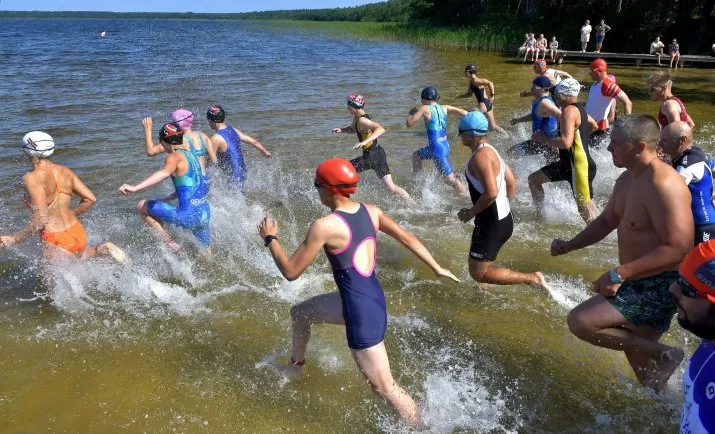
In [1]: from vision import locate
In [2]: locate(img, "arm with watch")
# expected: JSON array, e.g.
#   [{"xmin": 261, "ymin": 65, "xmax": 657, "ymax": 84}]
[{"xmin": 258, "ymin": 214, "xmax": 328, "ymax": 282}]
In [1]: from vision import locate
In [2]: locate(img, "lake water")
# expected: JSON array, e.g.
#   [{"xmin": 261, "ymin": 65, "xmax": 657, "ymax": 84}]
[{"xmin": 0, "ymin": 18, "xmax": 713, "ymax": 432}]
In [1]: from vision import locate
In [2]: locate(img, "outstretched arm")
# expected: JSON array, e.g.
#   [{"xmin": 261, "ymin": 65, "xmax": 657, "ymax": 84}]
[
  {"xmin": 237, "ymin": 129, "xmax": 271, "ymax": 158},
  {"xmin": 376, "ymin": 209, "xmax": 459, "ymax": 282},
  {"xmin": 119, "ymin": 154, "xmax": 178, "ymax": 194},
  {"xmin": 443, "ymin": 105, "xmax": 468, "ymax": 117},
  {"xmin": 258, "ymin": 215, "xmax": 326, "ymax": 281},
  {"xmin": 142, "ymin": 117, "xmax": 165, "ymax": 157}
]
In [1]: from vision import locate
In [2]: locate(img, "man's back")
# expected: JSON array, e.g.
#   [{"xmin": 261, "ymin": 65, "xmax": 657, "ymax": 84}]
[{"xmin": 613, "ymin": 161, "xmax": 693, "ymax": 272}]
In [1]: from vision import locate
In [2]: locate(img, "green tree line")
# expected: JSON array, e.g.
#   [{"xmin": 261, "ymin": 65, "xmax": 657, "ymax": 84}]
[{"xmin": 2, "ymin": 0, "xmax": 712, "ymax": 53}]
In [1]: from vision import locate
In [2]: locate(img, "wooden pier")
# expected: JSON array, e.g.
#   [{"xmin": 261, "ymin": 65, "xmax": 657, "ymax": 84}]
[{"xmin": 551, "ymin": 50, "xmax": 715, "ymax": 67}]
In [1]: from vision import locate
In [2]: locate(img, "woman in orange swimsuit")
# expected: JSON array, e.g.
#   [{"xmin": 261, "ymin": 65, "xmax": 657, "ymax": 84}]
[{"xmin": 0, "ymin": 131, "xmax": 126, "ymax": 262}]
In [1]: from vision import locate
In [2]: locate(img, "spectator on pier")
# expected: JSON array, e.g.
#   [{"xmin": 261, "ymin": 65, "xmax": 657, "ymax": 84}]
[
  {"xmin": 523, "ymin": 33, "xmax": 537, "ymax": 63},
  {"xmin": 518, "ymin": 33, "xmax": 529, "ymax": 56},
  {"xmin": 549, "ymin": 36, "xmax": 559, "ymax": 62},
  {"xmin": 669, "ymin": 39, "xmax": 681, "ymax": 69},
  {"xmin": 580, "ymin": 20, "xmax": 592, "ymax": 52},
  {"xmin": 594, "ymin": 20, "xmax": 611, "ymax": 53},
  {"xmin": 535, "ymin": 34, "xmax": 548, "ymax": 60},
  {"xmin": 650, "ymin": 37, "xmax": 665, "ymax": 66}
]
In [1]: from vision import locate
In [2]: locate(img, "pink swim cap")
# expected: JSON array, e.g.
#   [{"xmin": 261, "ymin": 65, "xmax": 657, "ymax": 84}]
[{"xmin": 170, "ymin": 109, "xmax": 194, "ymax": 129}]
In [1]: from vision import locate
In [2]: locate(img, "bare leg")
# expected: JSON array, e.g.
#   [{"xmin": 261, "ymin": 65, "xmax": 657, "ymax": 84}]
[
  {"xmin": 482, "ymin": 105, "xmax": 509, "ymax": 136},
  {"xmin": 82, "ymin": 242, "xmax": 129, "ymax": 264},
  {"xmin": 670, "ymin": 55, "xmax": 674, "ymax": 68},
  {"xmin": 567, "ymin": 295, "xmax": 683, "ymax": 390},
  {"xmin": 412, "ymin": 151, "xmax": 423, "ymax": 174},
  {"xmin": 352, "ymin": 342, "xmax": 424, "ymax": 429},
  {"xmin": 444, "ymin": 173, "xmax": 468, "ymax": 197},
  {"xmin": 528, "ymin": 170, "xmax": 550, "ymax": 218},
  {"xmin": 657, "ymin": 52, "xmax": 662, "ymax": 66},
  {"xmin": 577, "ymin": 200, "xmax": 599, "ymax": 225},
  {"xmin": 523, "ymin": 49, "xmax": 529, "ymax": 63},
  {"xmin": 284, "ymin": 292, "xmax": 345, "ymax": 376},
  {"xmin": 380, "ymin": 174, "xmax": 413, "ymax": 202},
  {"xmin": 469, "ymin": 258, "xmax": 547, "ymax": 290}
]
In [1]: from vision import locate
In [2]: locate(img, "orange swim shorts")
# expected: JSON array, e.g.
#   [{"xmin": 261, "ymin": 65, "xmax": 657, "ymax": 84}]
[{"xmin": 40, "ymin": 221, "xmax": 87, "ymax": 254}]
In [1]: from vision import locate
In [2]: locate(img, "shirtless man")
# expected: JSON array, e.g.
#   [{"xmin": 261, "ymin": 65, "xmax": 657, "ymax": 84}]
[
  {"xmin": 535, "ymin": 34, "xmax": 548, "ymax": 59},
  {"xmin": 332, "ymin": 93, "xmax": 411, "ymax": 201},
  {"xmin": 407, "ymin": 86, "xmax": 468, "ymax": 196},
  {"xmin": 519, "ymin": 60, "xmax": 572, "ymax": 96},
  {"xmin": 205, "ymin": 105, "xmax": 272, "ymax": 187},
  {"xmin": 0, "ymin": 131, "xmax": 126, "ymax": 262},
  {"xmin": 552, "ymin": 114, "xmax": 694, "ymax": 391},
  {"xmin": 529, "ymin": 78, "xmax": 599, "ymax": 224},
  {"xmin": 258, "ymin": 158, "xmax": 458, "ymax": 428},
  {"xmin": 659, "ymin": 121, "xmax": 715, "ymax": 244}
]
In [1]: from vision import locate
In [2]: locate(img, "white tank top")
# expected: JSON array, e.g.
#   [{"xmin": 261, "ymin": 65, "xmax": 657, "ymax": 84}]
[{"xmin": 465, "ymin": 143, "xmax": 511, "ymax": 220}]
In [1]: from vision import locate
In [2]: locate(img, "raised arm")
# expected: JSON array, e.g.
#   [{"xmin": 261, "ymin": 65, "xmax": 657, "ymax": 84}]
[
  {"xmin": 614, "ymin": 176, "xmax": 694, "ymax": 280},
  {"xmin": 237, "ymin": 128, "xmax": 271, "ymax": 158},
  {"xmin": 443, "ymin": 104, "xmax": 468, "ymax": 117},
  {"xmin": 376, "ymin": 208, "xmax": 459, "ymax": 282},
  {"xmin": 142, "ymin": 117, "xmax": 165, "ymax": 157},
  {"xmin": 259, "ymin": 215, "xmax": 327, "ymax": 281},
  {"xmin": 554, "ymin": 69, "xmax": 572, "ymax": 79}
]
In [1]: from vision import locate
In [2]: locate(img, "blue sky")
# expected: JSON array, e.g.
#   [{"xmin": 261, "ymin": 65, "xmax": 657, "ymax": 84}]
[{"xmin": 0, "ymin": 0, "xmax": 384, "ymax": 13}]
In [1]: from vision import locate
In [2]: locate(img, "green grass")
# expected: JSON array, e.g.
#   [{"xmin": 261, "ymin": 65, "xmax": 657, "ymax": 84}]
[{"xmin": 261, "ymin": 20, "xmax": 521, "ymax": 52}]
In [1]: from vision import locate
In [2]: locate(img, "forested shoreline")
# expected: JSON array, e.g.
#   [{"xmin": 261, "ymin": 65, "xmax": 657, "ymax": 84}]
[{"xmin": 1, "ymin": 0, "xmax": 712, "ymax": 53}]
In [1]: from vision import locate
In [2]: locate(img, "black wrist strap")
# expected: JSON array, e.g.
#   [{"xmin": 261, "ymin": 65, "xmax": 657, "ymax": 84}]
[{"xmin": 264, "ymin": 235, "xmax": 278, "ymax": 247}]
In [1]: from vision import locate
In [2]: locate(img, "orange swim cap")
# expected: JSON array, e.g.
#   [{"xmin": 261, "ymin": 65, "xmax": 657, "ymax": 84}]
[
  {"xmin": 315, "ymin": 158, "xmax": 359, "ymax": 197},
  {"xmin": 679, "ymin": 240, "xmax": 715, "ymax": 303},
  {"xmin": 533, "ymin": 59, "xmax": 547, "ymax": 73},
  {"xmin": 590, "ymin": 58, "xmax": 607, "ymax": 72}
]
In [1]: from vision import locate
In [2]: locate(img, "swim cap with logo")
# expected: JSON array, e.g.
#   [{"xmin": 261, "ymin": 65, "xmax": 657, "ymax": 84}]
[
  {"xmin": 533, "ymin": 59, "xmax": 548, "ymax": 73},
  {"xmin": 465, "ymin": 64, "xmax": 477, "ymax": 74},
  {"xmin": 347, "ymin": 93, "xmax": 365, "ymax": 109},
  {"xmin": 679, "ymin": 240, "xmax": 715, "ymax": 303},
  {"xmin": 206, "ymin": 105, "xmax": 226, "ymax": 123},
  {"xmin": 533, "ymin": 75, "xmax": 552, "ymax": 89},
  {"xmin": 315, "ymin": 158, "xmax": 359, "ymax": 197},
  {"xmin": 590, "ymin": 58, "xmax": 608, "ymax": 72},
  {"xmin": 170, "ymin": 109, "xmax": 194, "ymax": 129},
  {"xmin": 420, "ymin": 86, "xmax": 439, "ymax": 101},
  {"xmin": 458, "ymin": 111, "xmax": 489, "ymax": 136},
  {"xmin": 554, "ymin": 78, "xmax": 581, "ymax": 97},
  {"xmin": 159, "ymin": 122, "xmax": 184, "ymax": 145},
  {"xmin": 22, "ymin": 131, "xmax": 55, "ymax": 158}
]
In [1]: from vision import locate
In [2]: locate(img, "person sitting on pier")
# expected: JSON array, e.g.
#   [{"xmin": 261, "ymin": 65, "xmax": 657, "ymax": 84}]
[
  {"xmin": 669, "ymin": 39, "xmax": 681, "ymax": 69},
  {"xmin": 549, "ymin": 36, "xmax": 559, "ymax": 62},
  {"xmin": 518, "ymin": 33, "xmax": 529, "ymax": 56},
  {"xmin": 523, "ymin": 33, "xmax": 537, "ymax": 63},
  {"xmin": 650, "ymin": 37, "xmax": 665, "ymax": 66},
  {"xmin": 535, "ymin": 34, "xmax": 548, "ymax": 60}
]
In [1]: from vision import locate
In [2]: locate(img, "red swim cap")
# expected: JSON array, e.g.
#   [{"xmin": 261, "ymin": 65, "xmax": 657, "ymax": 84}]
[
  {"xmin": 315, "ymin": 158, "xmax": 359, "ymax": 197},
  {"xmin": 679, "ymin": 240, "xmax": 715, "ymax": 303},
  {"xmin": 533, "ymin": 59, "xmax": 547, "ymax": 73},
  {"xmin": 590, "ymin": 58, "xmax": 607, "ymax": 72},
  {"xmin": 347, "ymin": 93, "xmax": 365, "ymax": 108}
]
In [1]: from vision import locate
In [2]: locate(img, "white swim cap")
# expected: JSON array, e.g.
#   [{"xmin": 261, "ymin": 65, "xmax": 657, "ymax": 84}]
[
  {"xmin": 554, "ymin": 78, "xmax": 581, "ymax": 97},
  {"xmin": 22, "ymin": 131, "xmax": 55, "ymax": 158}
]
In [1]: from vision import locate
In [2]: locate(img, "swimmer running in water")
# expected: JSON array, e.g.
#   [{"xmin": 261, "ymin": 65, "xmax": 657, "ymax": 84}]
[
  {"xmin": 258, "ymin": 158, "xmax": 459, "ymax": 428},
  {"xmin": 143, "ymin": 110, "xmax": 216, "ymax": 194},
  {"xmin": 332, "ymin": 93, "xmax": 412, "ymax": 201},
  {"xmin": 206, "ymin": 105, "xmax": 272, "ymax": 187},
  {"xmin": 457, "ymin": 65, "xmax": 509, "ymax": 136},
  {"xmin": 407, "ymin": 86, "xmax": 469, "ymax": 197},
  {"xmin": 120, "ymin": 123, "xmax": 211, "ymax": 254},
  {"xmin": 509, "ymin": 75, "xmax": 561, "ymax": 157},
  {"xmin": 0, "ymin": 132, "xmax": 127, "ymax": 263},
  {"xmin": 457, "ymin": 112, "xmax": 549, "ymax": 290}
]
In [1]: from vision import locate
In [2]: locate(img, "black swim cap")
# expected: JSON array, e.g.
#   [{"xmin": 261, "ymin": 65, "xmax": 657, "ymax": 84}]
[
  {"xmin": 421, "ymin": 86, "xmax": 439, "ymax": 101},
  {"xmin": 465, "ymin": 64, "xmax": 477, "ymax": 74},
  {"xmin": 159, "ymin": 122, "xmax": 184, "ymax": 145},
  {"xmin": 206, "ymin": 105, "xmax": 226, "ymax": 123}
]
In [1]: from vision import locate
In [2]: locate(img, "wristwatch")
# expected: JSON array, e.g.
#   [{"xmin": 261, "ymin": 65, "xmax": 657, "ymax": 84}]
[
  {"xmin": 264, "ymin": 235, "xmax": 278, "ymax": 247},
  {"xmin": 609, "ymin": 268, "xmax": 623, "ymax": 284}
]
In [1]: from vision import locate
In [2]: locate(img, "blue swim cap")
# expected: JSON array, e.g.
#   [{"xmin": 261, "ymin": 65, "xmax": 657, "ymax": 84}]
[
  {"xmin": 420, "ymin": 86, "xmax": 439, "ymax": 101},
  {"xmin": 458, "ymin": 111, "xmax": 489, "ymax": 136},
  {"xmin": 533, "ymin": 75, "xmax": 552, "ymax": 89}
]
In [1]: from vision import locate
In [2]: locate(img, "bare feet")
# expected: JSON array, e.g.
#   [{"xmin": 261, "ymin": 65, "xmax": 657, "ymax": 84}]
[
  {"xmin": 644, "ymin": 347, "xmax": 685, "ymax": 391},
  {"xmin": 532, "ymin": 272, "xmax": 550, "ymax": 294},
  {"xmin": 102, "ymin": 242, "xmax": 129, "ymax": 264},
  {"xmin": 166, "ymin": 238, "xmax": 182, "ymax": 253},
  {"xmin": 277, "ymin": 361, "xmax": 304, "ymax": 379}
]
